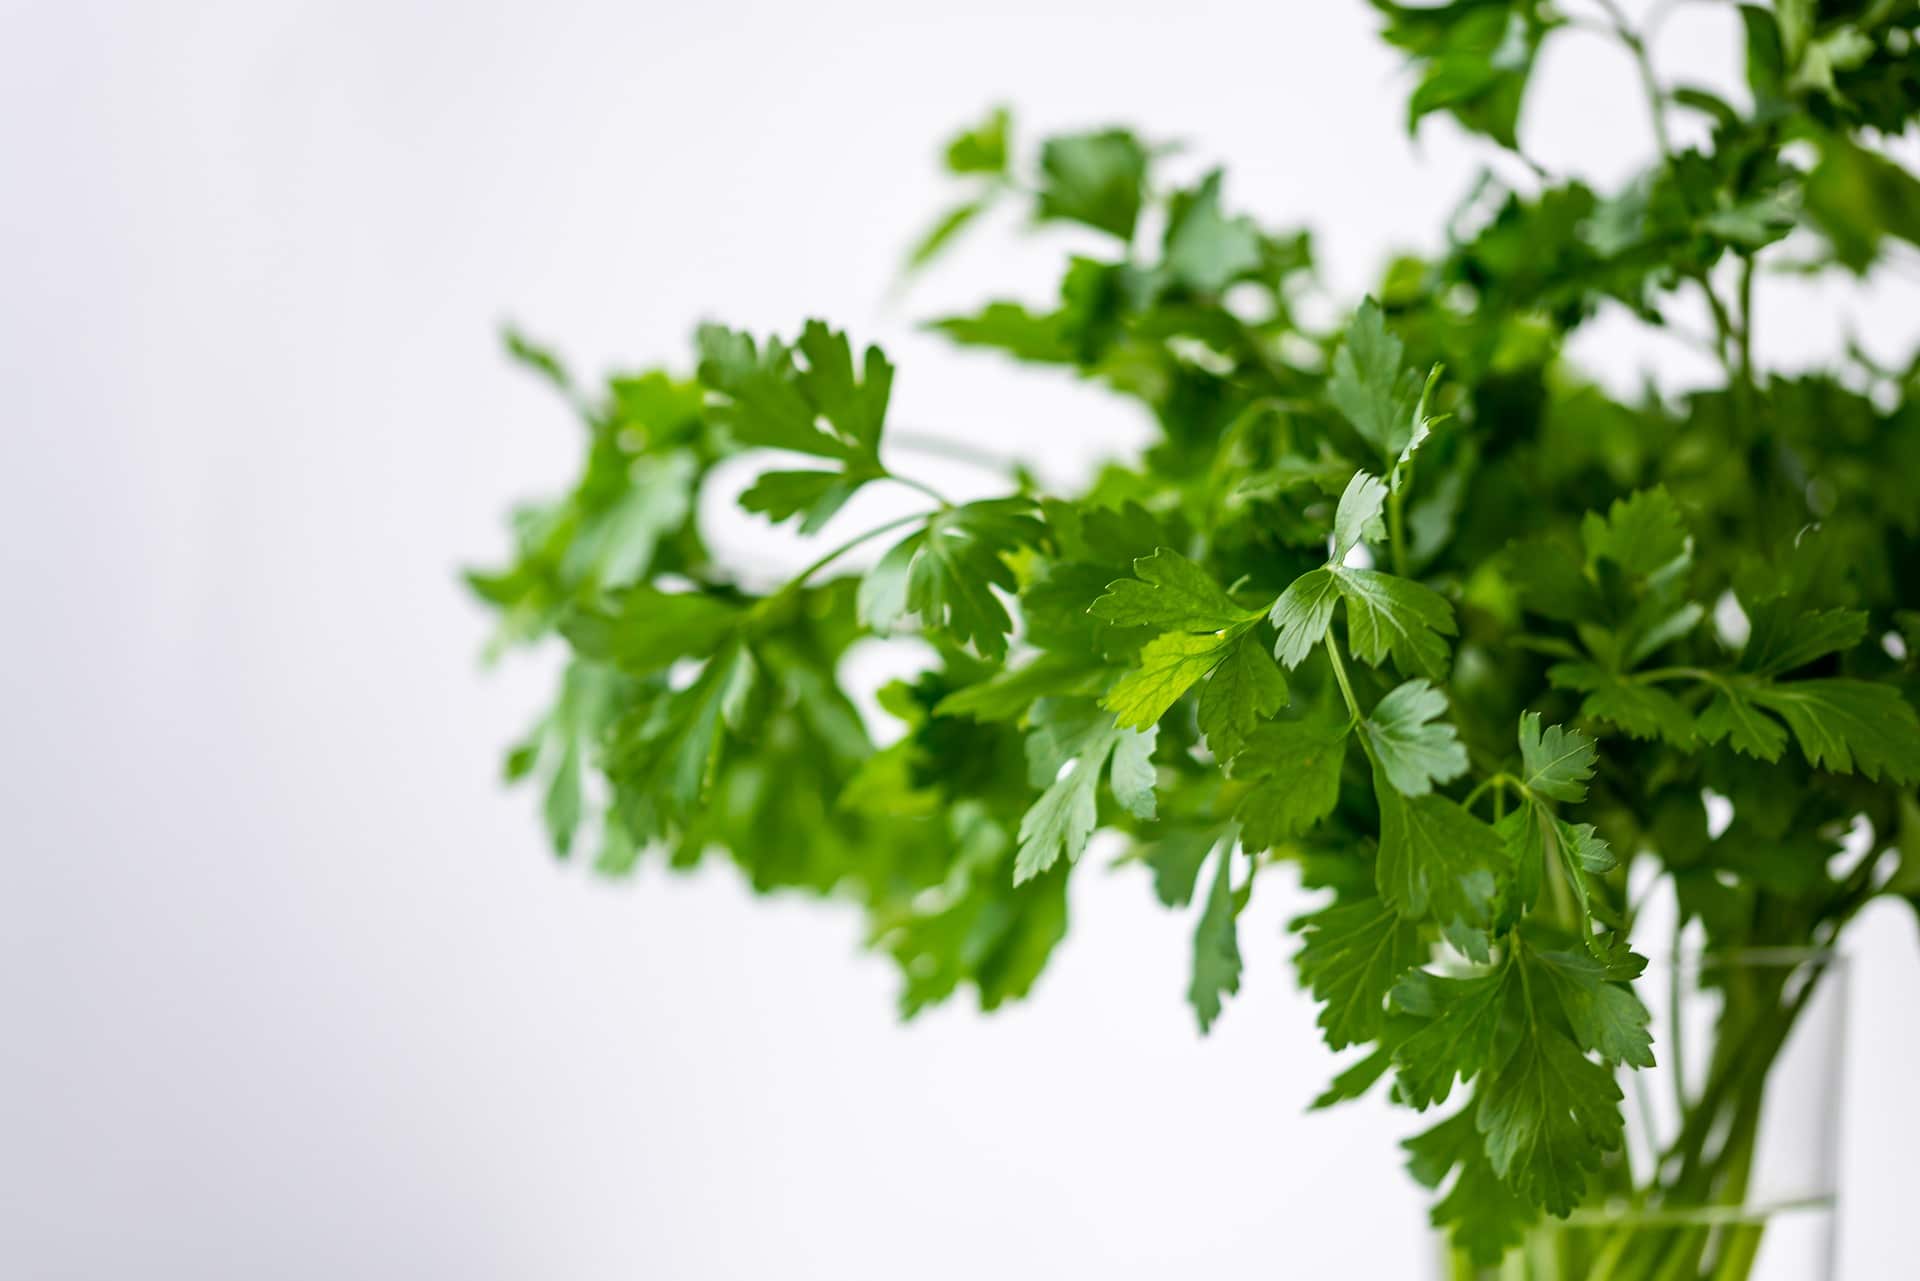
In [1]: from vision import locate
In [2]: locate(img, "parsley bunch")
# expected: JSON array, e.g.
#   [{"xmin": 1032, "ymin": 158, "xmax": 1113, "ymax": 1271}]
[{"xmin": 472, "ymin": 3, "xmax": 1920, "ymax": 1273}]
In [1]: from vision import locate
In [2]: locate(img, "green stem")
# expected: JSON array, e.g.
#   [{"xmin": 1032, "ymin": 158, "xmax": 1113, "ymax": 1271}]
[
  {"xmin": 1669, "ymin": 917, "xmax": 1688, "ymax": 1134},
  {"xmin": 886, "ymin": 430, "xmax": 1024, "ymax": 479},
  {"xmin": 1735, "ymin": 257, "xmax": 1756, "ymax": 390},
  {"xmin": 1631, "ymin": 666, "xmax": 1721, "ymax": 686},
  {"xmin": 1593, "ymin": 0, "xmax": 1672, "ymax": 162},
  {"xmin": 885, "ymin": 471, "xmax": 955, "ymax": 508},
  {"xmin": 1694, "ymin": 272, "xmax": 1739, "ymax": 370},
  {"xmin": 1324, "ymin": 635, "xmax": 1364, "ymax": 734},
  {"xmin": 765, "ymin": 510, "xmax": 930, "ymax": 603},
  {"xmin": 1463, "ymin": 773, "xmax": 1517, "ymax": 813},
  {"xmin": 1388, "ymin": 473, "xmax": 1411, "ymax": 578}
]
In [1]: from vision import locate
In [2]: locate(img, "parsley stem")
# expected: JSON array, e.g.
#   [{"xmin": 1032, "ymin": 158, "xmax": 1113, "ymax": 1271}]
[
  {"xmin": 884, "ymin": 471, "xmax": 956, "ymax": 508},
  {"xmin": 1387, "ymin": 473, "xmax": 1410, "ymax": 579},
  {"xmin": 1323, "ymin": 635, "xmax": 1365, "ymax": 735},
  {"xmin": 1593, "ymin": 0, "xmax": 1672, "ymax": 162},
  {"xmin": 1669, "ymin": 915, "xmax": 1688, "ymax": 1136},
  {"xmin": 772, "ymin": 510, "xmax": 931, "ymax": 599},
  {"xmin": 888, "ymin": 431, "xmax": 1025, "ymax": 479},
  {"xmin": 1695, "ymin": 270, "xmax": 1740, "ymax": 370},
  {"xmin": 1463, "ymin": 772, "xmax": 1519, "ymax": 815},
  {"xmin": 1632, "ymin": 665, "xmax": 1720, "ymax": 685}
]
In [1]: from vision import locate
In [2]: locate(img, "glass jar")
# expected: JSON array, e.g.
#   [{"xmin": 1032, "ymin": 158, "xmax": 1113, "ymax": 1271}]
[{"xmin": 1438, "ymin": 948, "xmax": 1848, "ymax": 1281}]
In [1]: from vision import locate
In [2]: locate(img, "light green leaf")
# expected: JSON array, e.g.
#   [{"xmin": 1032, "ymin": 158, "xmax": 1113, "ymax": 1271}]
[
  {"xmin": 1333, "ymin": 567, "xmax": 1457, "ymax": 682},
  {"xmin": 942, "ymin": 105, "xmax": 1010, "ymax": 174},
  {"xmin": 1328, "ymin": 299, "xmax": 1423, "ymax": 463},
  {"xmin": 1104, "ymin": 631, "xmax": 1232, "ymax": 729},
  {"xmin": 1333, "ymin": 470, "xmax": 1390, "ymax": 563},
  {"xmin": 1091, "ymin": 547, "xmax": 1259, "ymax": 632},
  {"xmin": 905, "ymin": 199, "xmax": 988, "ymax": 273},
  {"xmin": 863, "ymin": 500, "xmax": 1046, "ymax": 660},
  {"xmin": 1161, "ymin": 170, "xmax": 1262, "ymax": 293},
  {"xmin": 1270, "ymin": 568, "xmax": 1342, "ymax": 667},
  {"xmin": 1363, "ymin": 679, "xmax": 1469, "ymax": 797},
  {"xmin": 606, "ymin": 642, "xmax": 757, "ymax": 837}
]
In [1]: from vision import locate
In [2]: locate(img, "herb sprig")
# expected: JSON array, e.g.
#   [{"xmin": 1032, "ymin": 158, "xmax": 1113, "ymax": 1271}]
[{"xmin": 473, "ymin": 3, "xmax": 1920, "ymax": 1271}]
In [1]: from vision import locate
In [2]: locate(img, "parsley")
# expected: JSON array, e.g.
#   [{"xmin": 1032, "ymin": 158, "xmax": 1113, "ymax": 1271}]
[{"xmin": 474, "ymin": 6, "xmax": 1920, "ymax": 1272}]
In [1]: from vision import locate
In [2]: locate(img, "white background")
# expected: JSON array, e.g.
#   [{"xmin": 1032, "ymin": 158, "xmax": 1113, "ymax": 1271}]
[{"xmin": 3, "ymin": 1, "xmax": 1916, "ymax": 1277}]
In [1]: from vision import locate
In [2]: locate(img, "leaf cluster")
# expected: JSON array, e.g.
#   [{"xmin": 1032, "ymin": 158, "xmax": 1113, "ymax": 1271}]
[{"xmin": 473, "ymin": 5, "xmax": 1920, "ymax": 1262}]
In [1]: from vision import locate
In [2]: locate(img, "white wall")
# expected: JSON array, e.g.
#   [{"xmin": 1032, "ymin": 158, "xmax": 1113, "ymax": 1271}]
[{"xmin": 2, "ymin": 1, "xmax": 1914, "ymax": 1277}]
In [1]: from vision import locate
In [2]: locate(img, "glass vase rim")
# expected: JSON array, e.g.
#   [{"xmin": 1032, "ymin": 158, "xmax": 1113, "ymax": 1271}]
[{"xmin": 1649, "ymin": 944, "xmax": 1846, "ymax": 970}]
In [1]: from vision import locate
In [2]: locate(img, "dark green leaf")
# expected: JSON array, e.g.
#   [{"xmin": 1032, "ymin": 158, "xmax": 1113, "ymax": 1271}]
[
  {"xmin": 1517, "ymin": 711, "xmax": 1596, "ymax": 803},
  {"xmin": 1190, "ymin": 841, "xmax": 1244, "ymax": 1032},
  {"xmin": 1294, "ymin": 897, "xmax": 1424, "ymax": 1049},
  {"xmin": 1035, "ymin": 130, "xmax": 1150, "ymax": 240},
  {"xmin": 1231, "ymin": 713, "xmax": 1352, "ymax": 850},
  {"xmin": 1197, "ymin": 631, "xmax": 1289, "ymax": 759}
]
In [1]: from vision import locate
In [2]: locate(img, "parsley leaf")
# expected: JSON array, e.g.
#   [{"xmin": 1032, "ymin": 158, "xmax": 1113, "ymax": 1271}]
[
  {"xmin": 1161, "ymin": 170, "xmax": 1262, "ymax": 293},
  {"xmin": 1517, "ymin": 711, "xmax": 1597, "ymax": 803},
  {"xmin": 1094, "ymin": 548, "xmax": 1278, "ymax": 732},
  {"xmin": 1231, "ymin": 712, "xmax": 1352, "ymax": 850},
  {"xmin": 561, "ymin": 587, "xmax": 741, "ymax": 673},
  {"xmin": 1270, "ymin": 568, "xmax": 1344, "ymax": 667},
  {"xmin": 1013, "ymin": 702, "xmax": 1158, "ymax": 883},
  {"xmin": 696, "ymin": 320, "xmax": 892, "ymax": 462},
  {"xmin": 1738, "ymin": 601, "xmax": 1868, "ymax": 677},
  {"xmin": 1549, "ymin": 662, "xmax": 1696, "ymax": 746},
  {"xmin": 1476, "ymin": 1022, "xmax": 1622, "ymax": 1216},
  {"xmin": 860, "ymin": 499, "xmax": 1045, "ymax": 660},
  {"xmin": 739, "ymin": 468, "xmax": 878, "ymax": 534},
  {"xmin": 1196, "ymin": 631, "xmax": 1290, "ymax": 759},
  {"xmin": 1190, "ymin": 841, "xmax": 1244, "ymax": 1031},
  {"xmin": 1363, "ymin": 678, "xmax": 1470, "ymax": 797},
  {"xmin": 1294, "ymin": 896, "xmax": 1424, "ymax": 1049},
  {"xmin": 1333, "ymin": 470, "xmax": 1390, "ymax": 563},
  {"xmin": 1335, "ymin": 568, "xmax": 1458, "ymax": 683},
  {"xmin": 1391, "ymin": 966, "xmax": 1511, "ymax": 1109},
  {"xmin": 605, "ymin": 641, "xmax": 757, "ymax": 839},
  {"xmin": 1091, "ymin": 547, "xmax": 1261, "ymax": 632},
  {"xmin": 1748, "ymin": 678, "xmax": 1920, "ymax": 784},
  {"xmin": 1405, "ymin": 1108, "xmax": 1536, "ymax": 1265},
  {"xmin": 1374, "ymin": 767, "xmax": 1504, "ymax": 957},
  {"xmin": 1696, "ymin": 684, "xmax": 1790, "ymax": 761},
  {"xmin": 1035, "ymin": 129, "xmax": 1150, "ymax": 240},
  {"xmin": 1327, "ymin": 301, "xmax": 1429, "ymax": 465},
  {"xmin": 1580, "ymin": 486, "xmax": 1687, "ymax": 577},
  {"xmin": 1104, "ymin": 631, "xmax": 1234, "ymax": 728},
  {"xmin": 1375, "ymin": 0, "xmax": 1553, "ymax": 149}
]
